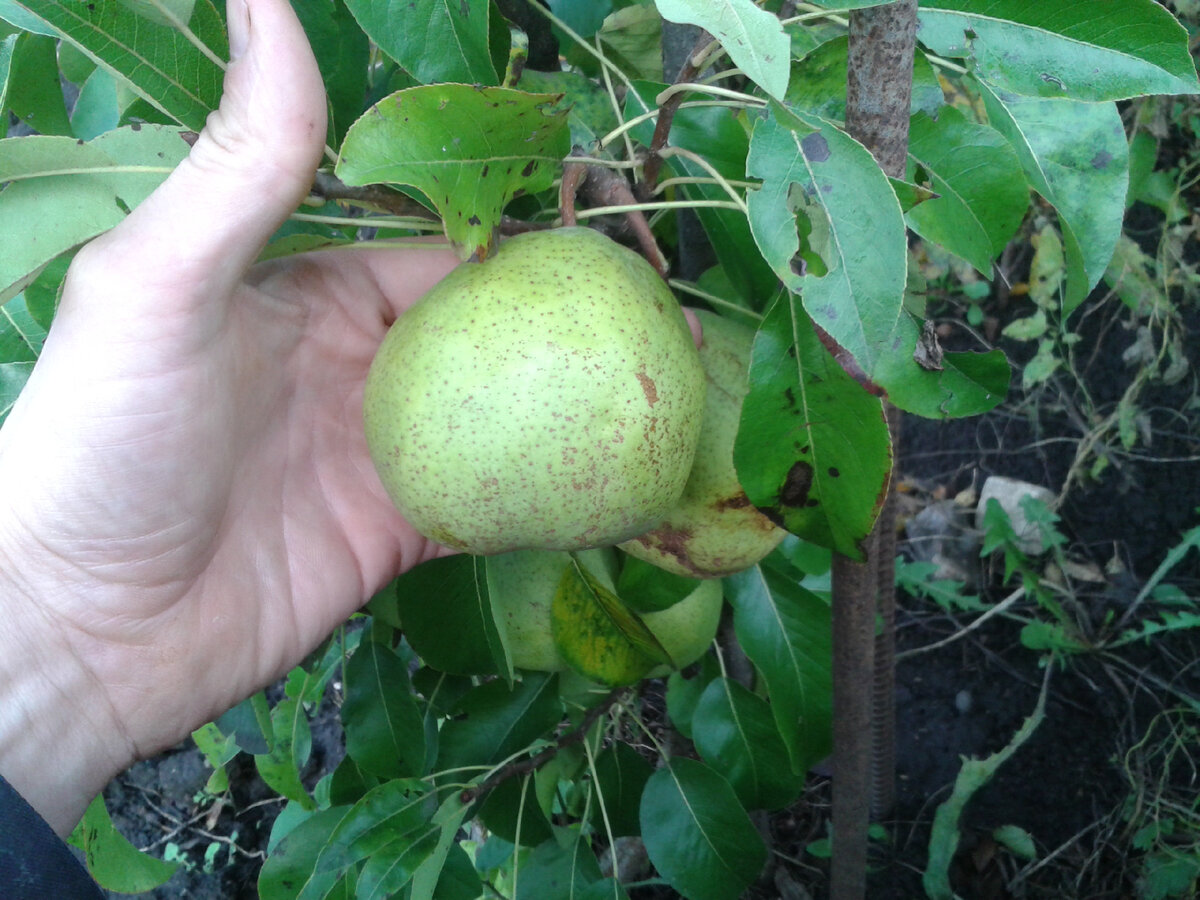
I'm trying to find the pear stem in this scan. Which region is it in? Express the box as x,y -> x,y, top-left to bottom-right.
559,158 -> 670,279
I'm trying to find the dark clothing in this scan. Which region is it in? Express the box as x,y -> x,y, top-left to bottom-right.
0,775 -> 104,899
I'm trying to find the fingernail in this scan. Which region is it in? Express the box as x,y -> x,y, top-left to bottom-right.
227,0 -> 250,61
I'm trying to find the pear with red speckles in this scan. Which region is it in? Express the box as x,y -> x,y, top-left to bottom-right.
363,226 -> 706,555
620,310 -> 786,577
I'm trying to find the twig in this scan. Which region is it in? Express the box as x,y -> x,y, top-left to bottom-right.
459,689 -> 624,803
310,172 -> 439,221
639,29 -> 714,197
563,161 -> 670,279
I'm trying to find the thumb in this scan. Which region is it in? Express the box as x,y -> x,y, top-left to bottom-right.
89,0 -> 327,297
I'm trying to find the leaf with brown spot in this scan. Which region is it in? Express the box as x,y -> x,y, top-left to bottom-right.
335,85 -> 569,260
551,556 -> 671,685
734,290 -> 892,560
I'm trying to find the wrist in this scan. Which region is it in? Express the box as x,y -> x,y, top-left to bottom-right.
0,535 -> 135,836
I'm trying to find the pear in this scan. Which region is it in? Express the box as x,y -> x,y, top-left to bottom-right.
619,310 -> 786,577
364,227 -> 705,554
642,578 -> 723,672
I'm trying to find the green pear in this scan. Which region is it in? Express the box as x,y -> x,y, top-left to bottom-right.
620,310 -> 786,577
364,227 -> 705,554
642,578 -> 723,673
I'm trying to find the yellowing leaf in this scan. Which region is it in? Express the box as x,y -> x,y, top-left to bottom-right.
551,557 -> 670,685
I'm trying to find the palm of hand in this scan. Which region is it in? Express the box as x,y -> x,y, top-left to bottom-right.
0,244 -> 459,758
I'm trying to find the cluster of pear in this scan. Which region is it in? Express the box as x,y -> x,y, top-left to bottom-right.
363,226 -> 786,675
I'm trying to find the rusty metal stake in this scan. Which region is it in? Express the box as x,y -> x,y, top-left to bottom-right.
831,3 -> 918,898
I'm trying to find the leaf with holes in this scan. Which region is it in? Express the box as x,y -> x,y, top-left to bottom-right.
746,102 -> 907,377
335,84 -> 569,260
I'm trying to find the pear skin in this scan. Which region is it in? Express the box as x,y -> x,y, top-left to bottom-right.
620,310 -> 786,577
364,227 -> 705,554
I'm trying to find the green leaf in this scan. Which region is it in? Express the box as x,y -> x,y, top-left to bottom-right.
513,837 -> 609,900
190,722 -> 237,793
905,107 -> 1029,275
0,125 -> 188,301
0,1 -> 55,34
342,639 -> 428,779
876,315 -> 1011,419
115,0 -> 197,29
746,102 -> 908,377
421,843 -> 483,900
725,565 -> 833,773
551,556 -> 669,685
336,84 -> 569,260
924,675 -> 1048,899
0,294 -> 45,362
588,741 -> 653,838
344,0 -> 495,86
7,32 -> 72,135
69,794 -> 178,892
917,0 -> 1200,101
395,555 -> 508,677
992,824 -> 1037,861
258,806 -> 354,900
408,790 -> 473,900
293,0 -> 371,148
519,68 -> 618,153
436,672 -> 563,772
693,677 -> 807,810
664,653 -> 720,740
654,0 -> 789,101
734,292 -> 891,558
0,33 -> 15,128
71,66 -> 121,140
616,554 -> 702,614
639,758 -> 767,900
18,0 -> 227,130
0,360 -> 33,425
1001,308 -> 1048,341
214,693 -> 271,755
979,86 -> 1128,315
547,0 -> 612,41
478,774 -> 555,847
309,780 -> 439,900
255,696 -> 315,810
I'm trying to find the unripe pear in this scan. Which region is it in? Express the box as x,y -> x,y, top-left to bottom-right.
620,310 -> 786,577
642,578 -> 723,672
363,227 -> 705,554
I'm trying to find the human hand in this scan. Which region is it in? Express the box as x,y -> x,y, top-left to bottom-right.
0,0 -> 459,834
